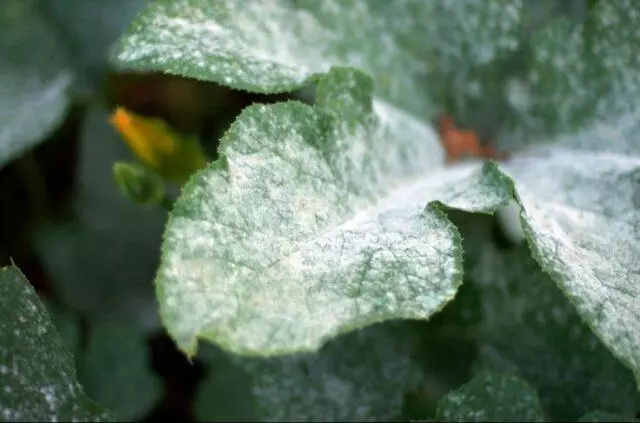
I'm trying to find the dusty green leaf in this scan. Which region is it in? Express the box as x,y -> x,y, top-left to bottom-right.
156,67 -> 513,356
78,323 -> 162,421
452,213 -> 640,419
436,372 -> 543,422
499,0 -> 640,149
497,130 -> 640,388
112,0 -> 527,122
0,265 -> 113,422
116,0 -> 640,385
113,0 -> 640,144
33,106 -> 166,332
0,0 -> 74,167
196,321 -> 425,421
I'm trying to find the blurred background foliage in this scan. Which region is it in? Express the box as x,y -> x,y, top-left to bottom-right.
2,0 -> 637,421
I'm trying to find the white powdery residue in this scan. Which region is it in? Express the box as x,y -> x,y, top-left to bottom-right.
40,385 -> 60,411
503,148 -> 640,373
228,1 -> 333,78
372,99 -> 445,174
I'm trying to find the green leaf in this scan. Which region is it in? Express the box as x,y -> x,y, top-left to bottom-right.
155,67 -> 513,356
497,133 -> 640,388
579,410 -> 639,422
453,213 -> 640,419
116,0 -> 640,385
78,323 -> 162,421
113,0 -> 640,144
112,0 -> 526,121
0,265 -> 113,422
113,161 -> 167,207
196,321 -> 425,421
0,0 -> 74,167
499,0 -> 640,148
436,372 -> 544,422
33,106 -> 167,331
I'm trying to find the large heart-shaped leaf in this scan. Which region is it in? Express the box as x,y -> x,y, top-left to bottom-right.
155,67 -> 513,355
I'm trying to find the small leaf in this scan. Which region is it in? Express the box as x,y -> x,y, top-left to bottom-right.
0,265 -> 113,422
436,372 -> 544,422
113,161 -> 166,206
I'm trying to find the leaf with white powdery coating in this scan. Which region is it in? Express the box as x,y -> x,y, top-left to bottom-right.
436,372 -> 544,422
196,321 -> 425,421
0,265 -> 113,422
157,67 -> 513,356
117,0 -> 640,383
112,0 -> 525,121
496,120 -> 640,387
454,214 -> 639,419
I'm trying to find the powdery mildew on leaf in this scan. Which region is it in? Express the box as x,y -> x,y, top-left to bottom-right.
0,266 -> 112,422
0,0 -> 74,168
198,322 -> 425,421
157,68 -> 513,355
436,373 -> 544,422
498,121 -> 640,386
499,0 -> 640,149
457,216 -> 639,419
113,0 -> 523,119
118,0 -> 640,382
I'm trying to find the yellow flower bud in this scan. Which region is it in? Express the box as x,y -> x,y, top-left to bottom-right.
109,106 -> 208,184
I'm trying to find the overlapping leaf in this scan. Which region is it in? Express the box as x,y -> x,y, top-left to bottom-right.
436,372 -> 543,422
452,213 -> 639,419
113,0 -> 640,388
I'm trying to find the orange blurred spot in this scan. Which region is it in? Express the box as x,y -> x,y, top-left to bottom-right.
438,115 -> 507,163
109,106 -> 177,169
